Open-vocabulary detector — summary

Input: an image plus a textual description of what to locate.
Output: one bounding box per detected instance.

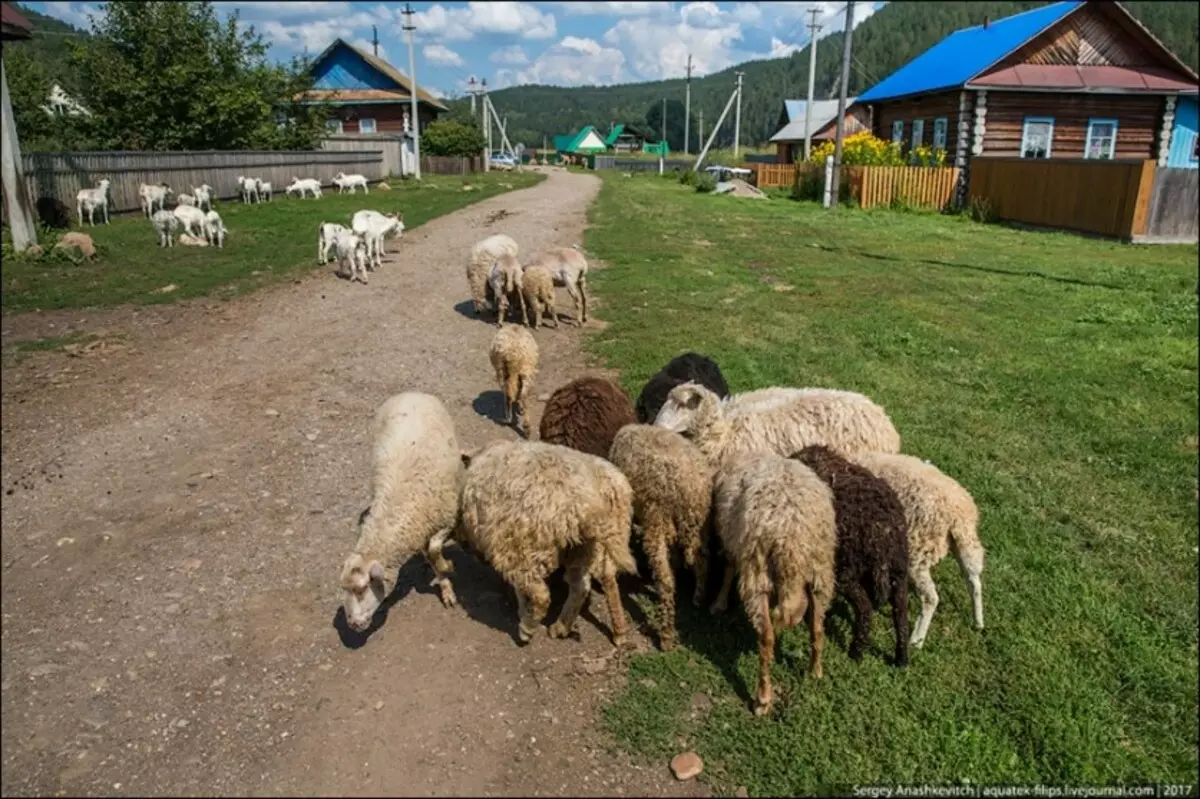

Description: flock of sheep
[338,230,988,717]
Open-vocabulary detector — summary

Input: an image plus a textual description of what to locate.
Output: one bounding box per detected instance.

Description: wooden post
[0,58,37,251]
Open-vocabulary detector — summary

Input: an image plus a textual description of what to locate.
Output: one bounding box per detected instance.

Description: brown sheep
[522,264,559,329]
[488,325,539,437]
[538,376,637,458]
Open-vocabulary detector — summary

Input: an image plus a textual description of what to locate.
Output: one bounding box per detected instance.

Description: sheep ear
[460,448,475,467]
[368,561,385,584]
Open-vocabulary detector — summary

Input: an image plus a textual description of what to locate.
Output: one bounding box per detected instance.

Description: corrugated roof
[783,100,805,123]
[300,89,412,103]
[972,63,1199,92]
[604,123,624,146]
[306,38,449,111]
[1,1,34,39]
[770,99,858,142]
[858,1,1082,103]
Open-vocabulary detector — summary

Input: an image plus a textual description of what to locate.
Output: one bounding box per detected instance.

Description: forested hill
[453,1,1199,151]
[6,3,90,94]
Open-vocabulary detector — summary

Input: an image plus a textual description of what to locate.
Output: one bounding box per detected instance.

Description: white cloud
[490,45,529,65]
[40,1,105,31]
[602,4,744,80]
[515,36,627,87]
[255,12,378,54]
[758,37,802,59]
[423,43,464,67]
[351,38,390,63]
[552,2,661,16]
[412,2,556,43]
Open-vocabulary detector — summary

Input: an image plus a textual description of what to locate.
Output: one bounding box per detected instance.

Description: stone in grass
[670,751,703,781]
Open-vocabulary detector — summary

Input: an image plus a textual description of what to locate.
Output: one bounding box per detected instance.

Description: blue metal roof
[858,1,1082,103]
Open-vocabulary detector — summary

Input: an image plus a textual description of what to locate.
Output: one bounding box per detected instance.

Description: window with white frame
[359,118,377,134]
[911,119,925,148]
[326,119,344,135]
[1021,117,1054,159]
[892,120,904,143]
[1084,118,1117,160]
[932,117,948,150]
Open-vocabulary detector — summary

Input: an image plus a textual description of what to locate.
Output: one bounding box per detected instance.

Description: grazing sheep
[851,452,985,649]
[489,325,539,437]
[539,376,637,459]
[351,210,404,270]
[339,393,465,632]
[524,246,589,326]
[712,453,837,715]
[791,445,910,667]
[76,178,112,226]
[178,233,210,247]
[177,193,197,207]
[457,440,637,646]
[139,182,172,217]
[635,352,731,424]
[318,222,351,265]
[286,177,322,199]
[654,383,901,466]
[203,210,227,248]
[151,209,179,247]
[237,175,260,204]
[521,264,558,329]
[192,183,214,212]
[467,234,519,317]
[608,424,712,650]
[172,204,207,238]
[335,232,370,284]
[256,178,273,202]
[488,253,528,328]
[334,172,370,194]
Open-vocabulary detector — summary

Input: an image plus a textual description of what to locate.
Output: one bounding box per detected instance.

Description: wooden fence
[752,163,796,189]
[21,149,383,215]
[968,158,1157,240]
[322,134,403,177]
[1141,167,1199,242]
[421,155,481,175]
[855,166,961,210]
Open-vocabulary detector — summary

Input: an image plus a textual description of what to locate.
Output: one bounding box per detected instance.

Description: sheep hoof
[658,632,677,652]
[709,600,728,615]
[517,625,536,645]
[437,583,458,608]
[753,696,772,716]
[547,621,574,639]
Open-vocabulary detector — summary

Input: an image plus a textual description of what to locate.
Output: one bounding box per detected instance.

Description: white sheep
[203,210,227,248]
[256,179,273,203]
[488,325,539,437]
[851,452,985,649]
[524,246,589,326]
[317,221,351,265]
[654,383,901,466]
[335,232,370,284]
[712,452,837,715]
[286,177,322,199]
[237,176,260,204]
[192,183,214,212]
[76,178,112,227]
[139,182,172,217]
[334,172,370,194]
[177,193,197,207]
[172,204,207,238]
[151,209,179,247]
[351,210,404,270]
[178,233,210,247]
[457,440,637,646]
[488,253,528,328]
[339,392,465,632]
[466,234,519,316]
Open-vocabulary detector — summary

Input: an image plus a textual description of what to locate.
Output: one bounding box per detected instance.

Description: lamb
[538,376,637,459]
[466,234,519,317]
[487,253,528,327]
[151,209,179,247]
[172,204,207,238]
[653,383,901,466]
[635,352,731,424]
[203,210,227,248]
[335,232,370,284]
[351,210,404,270]
[712,453,837,715]
[317,222,351,265]
[523,246,589,326]
[237,176,259,204]
[178,233,209,247]
[608,424,712,650]
[521,264,558,329]
[790,445,910,667]
[339,393,465,632]
[850,452,985,649]
[457,440,637,646]
[177,193,197,207]
[334,172,370,194]
[139,182,172,217]
[286,177,323,199]
[192,183,214,212]
[488,325,539,437]
[76,178,111,226]
[256,179,273,202]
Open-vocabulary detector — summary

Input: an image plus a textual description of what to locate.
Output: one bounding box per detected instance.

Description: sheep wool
[458,440,637,646]
[635,351,731,424]
[521,264,558,329]
[489,325,539,437]
[338,393,464,633]
[539,376,637,459]
[466,234,519,317]
[608,424,713,650]
[487,253,529,327]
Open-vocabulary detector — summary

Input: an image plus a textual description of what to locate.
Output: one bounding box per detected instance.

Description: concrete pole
[683,53,692,156]
[733,71,744,159]
[482,79,490,172]
[0,59,37,251]
[402,3,421,180]
[803,7,822,162]
[828,0,856,205]
[693,85,738,172]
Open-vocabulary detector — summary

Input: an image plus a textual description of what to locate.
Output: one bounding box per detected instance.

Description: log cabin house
[857,1,1198,177]
[769,98,869,164]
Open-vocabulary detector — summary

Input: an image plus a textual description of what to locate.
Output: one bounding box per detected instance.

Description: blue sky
[26,2,885,98]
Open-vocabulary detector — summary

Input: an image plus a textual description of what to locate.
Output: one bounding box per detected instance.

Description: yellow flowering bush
[909,145,948,167]
[808,131,904,166]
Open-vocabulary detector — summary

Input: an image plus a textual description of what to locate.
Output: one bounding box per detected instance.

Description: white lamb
[336,232,370,284]
[333,172,370,194]
[286,177,322,199]
[151,209,180,247]
[524,246,589,326]
[139,182,172,217]
[203,210,227,248]
[172,204,207,238]
[256,178,273,203]
[351,209,404,270]
[177,193,197,207]
[339,393,465,632]
[317,221,351,265]
[192,183,214,212]
[466,234,520,316]
[76,178,112,227]
[237,176,260,204]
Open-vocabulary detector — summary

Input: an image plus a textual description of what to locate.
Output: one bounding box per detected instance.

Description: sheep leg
[709,561,736,614]
[515,578,551,644]
[549,555,591,639]
[547,295,560,329]
[806,584,828,680]
[890,572,910,667]
[681,525,709,608]
[752,593,775,716]
[845,580,874,662]
[577,275,589,324]
[644,516,677,650]
[517,289,529,327]
[953,538,986,631]
[425,527,458,608]
[564,281,582,326]
[513,374,529,438]
[909,565,939,649]
[596,559,629,647]
[496,293,508,328]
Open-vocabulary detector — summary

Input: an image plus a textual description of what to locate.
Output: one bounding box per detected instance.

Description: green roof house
[554,126,608,154]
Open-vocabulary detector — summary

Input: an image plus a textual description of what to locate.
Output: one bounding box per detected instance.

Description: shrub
[966,196,996,224]
[695,173,717,193]
[809,131,904,166]
[423,120,486,158]
[678,169,697,186]
[910,145,948,167]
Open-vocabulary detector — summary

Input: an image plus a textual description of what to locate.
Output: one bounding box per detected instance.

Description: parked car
[490,154,517,171]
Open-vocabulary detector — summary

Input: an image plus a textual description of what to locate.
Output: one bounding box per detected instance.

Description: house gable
[311,42,399,92]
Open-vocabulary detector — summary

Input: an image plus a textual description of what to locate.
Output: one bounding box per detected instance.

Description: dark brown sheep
[539,376,637,458]
[635,352,731,424]
[790,444,911,667]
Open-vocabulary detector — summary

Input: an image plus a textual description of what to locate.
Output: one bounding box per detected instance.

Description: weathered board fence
[21,149,383,216]
[593,156,696,172]
[321,134,403,177]
[855,165,961,211]
[968,158,1160,240]
[1141,167,1199,242]
[422,155,482,175]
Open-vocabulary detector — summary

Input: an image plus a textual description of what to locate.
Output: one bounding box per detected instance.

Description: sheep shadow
[472,390,508,425]
[453,299,493,323]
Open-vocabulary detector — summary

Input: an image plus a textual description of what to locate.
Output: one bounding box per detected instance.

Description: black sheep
[635,352,731,424]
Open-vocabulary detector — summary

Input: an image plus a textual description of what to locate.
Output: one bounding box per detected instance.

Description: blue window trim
[892,119,904,143]
[932,116,948,150]
[912,118,925,148]
[1084,117,1118,160]
[1021,116,1055,159]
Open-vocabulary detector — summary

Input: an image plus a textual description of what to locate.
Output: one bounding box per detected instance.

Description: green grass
[1,171,544,313]
[583,173,1199,794]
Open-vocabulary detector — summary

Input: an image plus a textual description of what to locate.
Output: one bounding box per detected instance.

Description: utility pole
[733,71,744,159]
[372,24,380,57]
[467,76,477,116]
[802,7,822,161]
[481,78,490,171]
[661,97,667,144]
[401,3,421,180]
[829,0,855,206]
[1,59,37,251]
[694,82,739,171]
[660,96,667,174]
[698,108,703,154]
[683,53,693,156]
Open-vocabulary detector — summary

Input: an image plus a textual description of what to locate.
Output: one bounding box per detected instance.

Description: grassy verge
[1,171,544,313]
[583,172,1199,793]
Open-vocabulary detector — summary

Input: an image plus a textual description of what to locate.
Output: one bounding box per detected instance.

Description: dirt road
[0,169,709,797]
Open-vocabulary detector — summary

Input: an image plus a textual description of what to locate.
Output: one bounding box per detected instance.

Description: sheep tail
[768,539,809,630]
[602,536,638,577]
